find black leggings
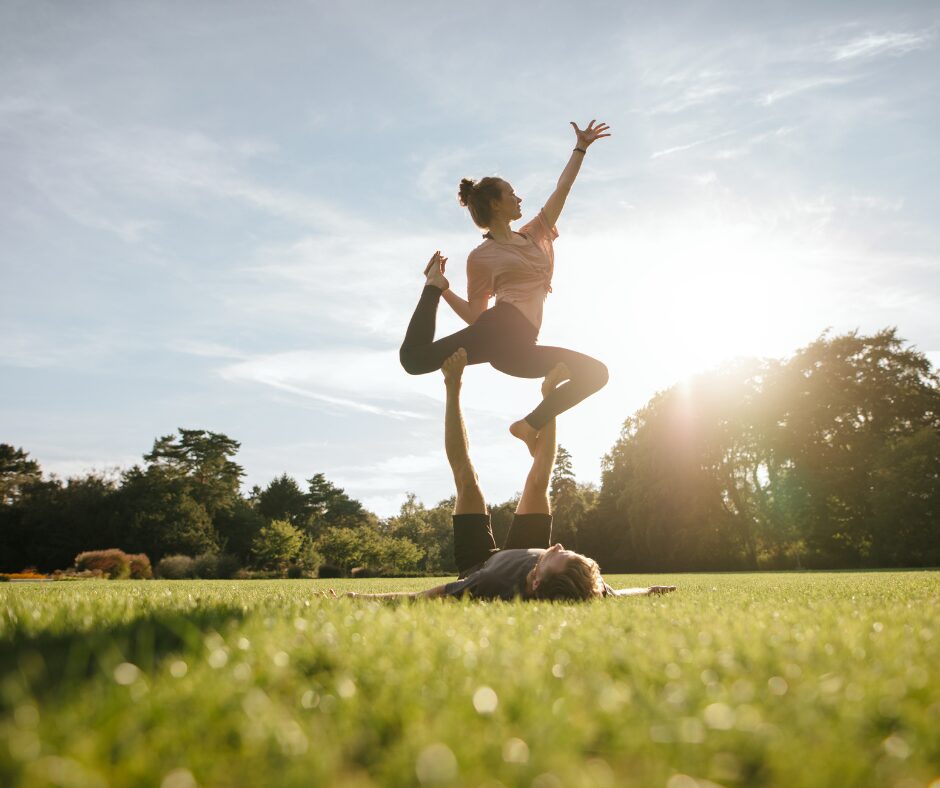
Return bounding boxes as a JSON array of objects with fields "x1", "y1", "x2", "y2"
[{"x1": 399, "y1": 286, "x2": 608, "y2": 430}]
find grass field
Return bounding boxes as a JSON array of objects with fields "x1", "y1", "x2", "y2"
[{"x1": 1, "y1": 572, "x2": 939, "y2": 787}]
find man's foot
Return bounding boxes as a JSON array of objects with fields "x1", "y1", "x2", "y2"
[
  {"x1": 442, "y1": 348, "x2": 467, "y2": 384},
  {"x1": 541, "y1": 362, "x2": 571, "y2": 397},
  {"x1": 509, "y1": 419, "x2": 539, "y2": 457},
  {"x1": 424, "y1": 251, "x2": 449, "y2": 291}
]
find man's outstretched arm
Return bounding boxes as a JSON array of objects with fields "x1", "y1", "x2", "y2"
[
  {"x1": 608, "y1": 585, "x2": 677, "y2": 597},
  {"x1": 339, "y1": 584, "x2": 450, "y2": 600}
]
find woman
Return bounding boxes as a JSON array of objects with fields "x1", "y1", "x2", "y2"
[{"x1": 400, "y1": 119, "x2": 611, "y2": 455}]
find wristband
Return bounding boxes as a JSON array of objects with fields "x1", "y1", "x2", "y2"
[{"x1": 574, "y1": 147, "x2": 587, "y2": 154}]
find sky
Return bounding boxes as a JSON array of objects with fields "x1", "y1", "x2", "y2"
[{"x1": 2, "y1": 0, "x2": 939, "y2": 517}]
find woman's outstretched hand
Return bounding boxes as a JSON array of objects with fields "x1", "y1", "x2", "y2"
[
  {"x1": 570, "y1": 119, "x2": 611, "y2": 149},
  {"x1": 423, "y1": 250, "x2": 449, "y2": 292}
]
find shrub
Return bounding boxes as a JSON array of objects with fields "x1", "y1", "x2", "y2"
[
  {"x1": 75, "y1": 549, "x2": 131, "y2": 580},
  {"x1": 318, "y1": 564, "x2": 344, "y2": 579},
  {"x1": 194, "y1": 552, "x2": 241, "y2": 579},
  {"x1": 215, "y1": 553, "x2": 241, "y2": 579},
  {"x1": 127, "y1": 553, "x2": 153, "y2": 579},
  {"x1": 156, "y1": 554, "x2": 197, "y2": 579},
  {"x1": 53, "y1": 568, "x2": 105, "y2": 580},
  {"x1": 286, "y1": 538, "x2": 322, "y2": 579},
  {"x1": 251, "y1": 519, "x2": 303, "y2": 573}
]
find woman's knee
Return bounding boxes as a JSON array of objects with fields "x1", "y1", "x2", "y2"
[
  {"x1": 578, "y1": 358, "x2": 608, "y2": 392},
  {"x1": 399, "y1": 347, "x2": 427, "y2": 375}
]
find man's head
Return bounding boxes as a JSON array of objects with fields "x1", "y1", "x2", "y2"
[{"x1": 525, "y1": 543, "x2": 605, "y2": 601}]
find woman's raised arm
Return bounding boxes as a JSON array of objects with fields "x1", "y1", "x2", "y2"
[{"x1": 541, "y1": 119, "x2": 611, "y2": 228}]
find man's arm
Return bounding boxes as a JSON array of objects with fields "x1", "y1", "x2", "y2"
[
  {"x1": 343, "y1": 584, "x2": 450, "y2": 600},
  {"x1": 608, "y1": 585, "x2": 677, "y2": 597}
]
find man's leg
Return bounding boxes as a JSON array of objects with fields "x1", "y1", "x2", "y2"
[
  {"x1": 504, "y1": 363, "x2": 569, "y2": 549},
  {"x1": 443, "y1": 349, "x2": 497, "y2": 575}
]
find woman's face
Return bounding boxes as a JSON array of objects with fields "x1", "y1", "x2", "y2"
[{"x1": 492, "y1": 180, "x2": 523, "y2": 222}]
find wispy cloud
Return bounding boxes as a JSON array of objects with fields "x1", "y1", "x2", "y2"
[
  {"x1": 831, "y1": 31, "x2": 933, "y2": 62},
  {"x1": 650, "y1": 129, "x2": 737, "y2": 159},
  {"x1": 758, "y1": 76, "x2": 855, "y2": 106},
  {"x1": 3, "y1": 100, "x2": 363, "y2": 241},
  {"x1": 217, "y1": 349, "x2": 430, "y2": 419},
  {"x1": 647, "y1": 72, "x2": 739, "y2": 115},
  {"x1": 170, "y1": 341, "x2": 250, "y2": 360}
]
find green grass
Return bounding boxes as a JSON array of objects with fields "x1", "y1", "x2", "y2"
[{"x1": 2, "y1": 573, "x2": 939, "y2": 787}]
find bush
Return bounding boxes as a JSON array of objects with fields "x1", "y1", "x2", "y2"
[
  {"x1": 127, "y1": 553, "x2": 153, "y2": 579},
  {"x1": 53, "y1": 568, "x2": 105, "y2": 580},
  {"x1": 285, "y1": 538, "x2": 322, "y2": 579},
  {"x1": 194, "y1": 552, "x2": 241, "y2": 579},
  {"x1": 318, "y1": 564, "x2": 344, "y2": 579},
  {"x1": 156, "y1": 554, "x2": 196, "y2": 579},
  {"x1": 251, "y1": 519, "x2": 303, "y2": 573},
  {"x1": 75, "y1": 549, "x2": 131, "y2": 579}
]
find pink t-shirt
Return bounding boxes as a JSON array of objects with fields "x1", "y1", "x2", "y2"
[{"x1": 466, "y1": 210, "x2": 558, "y2": 331}]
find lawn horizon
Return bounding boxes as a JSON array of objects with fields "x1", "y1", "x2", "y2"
[{"x1": 2, "y1": 571, "x2": 938, "y2": 786}]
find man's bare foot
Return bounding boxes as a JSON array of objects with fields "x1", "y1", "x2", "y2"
[
  {"x1": 541, "y1": 362, "x2": 571, "y2": 397},
  {"x1": 424, "y1": 251, "x2": 449, "y2": 291},
  {"x1": 442, "y1": 348, "x2": 467, "y2": 384},
  {"x1": 509, "y1": 419, "x2": 539, "y2": 457}
]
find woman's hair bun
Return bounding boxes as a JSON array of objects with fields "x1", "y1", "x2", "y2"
[{"x1": 457, "y1": 178, "x2": 476, "y2": 206}]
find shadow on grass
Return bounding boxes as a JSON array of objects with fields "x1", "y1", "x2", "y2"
[{"x1": 0, "y1": 606, "x2": 249, "y2": 709}]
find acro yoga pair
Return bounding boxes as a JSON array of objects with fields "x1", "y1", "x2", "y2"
[{"x1": 355, "y1": 120, "x2": 676, "y2": 602}]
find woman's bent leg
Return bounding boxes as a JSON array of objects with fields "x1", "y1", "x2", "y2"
[
  {"x1": 399, "y1": 286, "x2": 494, "y2": 374},
  {"x1": 491, "y1": 345, "x2": 608, "y2": 430}
]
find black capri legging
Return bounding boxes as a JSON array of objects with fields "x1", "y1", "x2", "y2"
[
  {"x1": 399, "y1": 286, "x2": 608, "y2": 430},
  {"x1": 453, "y1": 512, "x2": 554, "y2": 577}
]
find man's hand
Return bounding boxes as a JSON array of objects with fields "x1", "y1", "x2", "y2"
[
  {"x1": 442, "y1": 347, "x2": 467, "y2": 385},
  {"x1": 647, "y1": 585, "x2": 677, "y2": 596},
  {"x1": 424, "y1": 250, "x2": 449, "y2": 291}
]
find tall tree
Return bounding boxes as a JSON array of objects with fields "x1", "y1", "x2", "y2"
[
  {"x1": 257, "y1": 473, "x2": 309, "y2": 526},
  {"x1": 144, "y1": 429, "x2": 243, "y2": 518},
  {"x1": 550, "y1": 445, "x2": 586, "y2": 550},
  {"x1": 306, "y1": 473, "x2": 376, "y2": 533},
  {"x1": 0, "y1": 444, "x2": 41, "y2": 506}
]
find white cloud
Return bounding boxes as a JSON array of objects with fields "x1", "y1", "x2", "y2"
[
  {"x1": 650, "y1": 129, "x2": 737, "y2": 159},
  {"x1": 831, "y1": 31, "x2": 933, "y2": 62},
  {"x1": 217, "y1": 348, "x2": 431, "y2": 419},
  {"x1": 758, "y1": 76, "x2": 854, "y2": 106}
]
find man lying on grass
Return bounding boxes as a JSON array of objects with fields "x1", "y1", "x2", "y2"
[{"x1": 345, "y1": 349, "x2": 675, "y2": 602}]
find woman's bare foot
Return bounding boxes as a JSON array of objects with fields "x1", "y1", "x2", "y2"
[
  {"x1": 424, "y1": 251, "x2": 449, "y2": 291},
  {"x1": 541, "y1": 362, "x2": 571, "y2": 397},
  {"x1": 509, "y1": 419, "x2": 539, "y2": 457},
  {"x1": 441, "y1": 348, "x2": 467, "y2": 384}
]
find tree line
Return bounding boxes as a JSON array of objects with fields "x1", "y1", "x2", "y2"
[{"x1": 1, "y1": 328, "x2": 937, "y2": 575}]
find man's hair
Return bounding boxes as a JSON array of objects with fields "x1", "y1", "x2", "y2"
[{"x1": 531, "y1": 554, "x2": 605, "y2": 601}]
